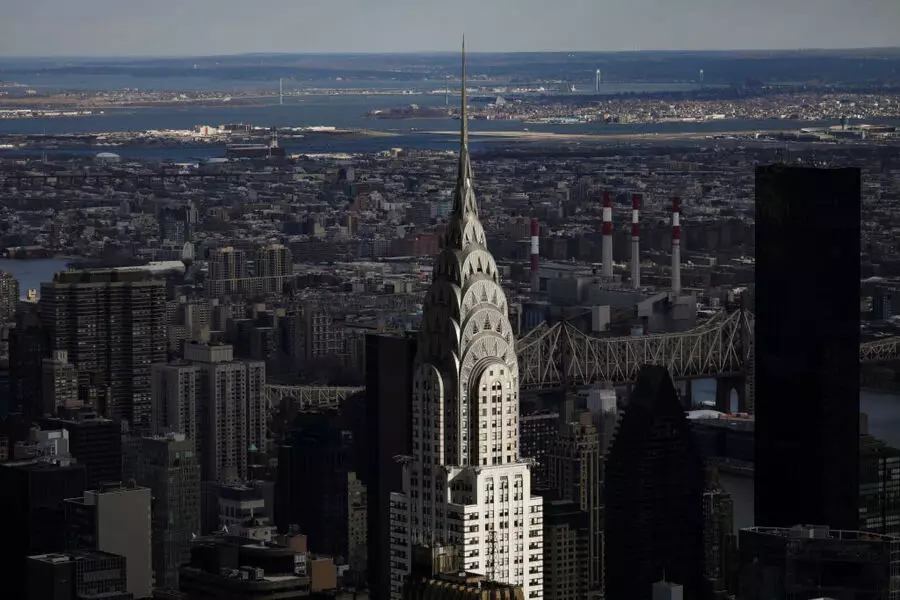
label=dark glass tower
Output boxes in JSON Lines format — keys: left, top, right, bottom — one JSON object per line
{"left": 754, "top": 165, "right": 861, "bottom": 531}
{"left": 362, "top": 333, "right": 416, "bottom": 600}
{"left": 604, "top": 365, "right": 705, "bottom": 600}
{"left": 275, "top": 409, "right": 350, "bottom": 558}
{"left": 0, "top": 458, "right": 87, "bottom": 599}
{"left": 40, "top": 412, "right": 122, "bottom": 490}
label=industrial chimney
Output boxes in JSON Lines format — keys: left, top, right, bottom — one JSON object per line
{"left": 631, "top": 194, "right": 641, "bottom": 289}
{"left": 602, "top": 190, "right": 613, "bottom": 278}
{"left": 672, "top": 196, "right": 682, "bottom": 297}
{"left": 530, "top": 217, "right": 540, "bottom": 293}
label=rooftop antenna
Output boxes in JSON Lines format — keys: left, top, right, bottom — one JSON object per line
{"left": 461, "top": 35, "right": 468, "bottom": 144}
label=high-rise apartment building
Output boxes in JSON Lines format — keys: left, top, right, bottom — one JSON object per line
{"left": 754, "top": 165, "right": 861, "bottom": 530}
{"left": 189, "top": 342, "right": 265, "bottom": 482}
{"left": 40, "top": 270, "right": 167, "bottom": 427}
{"left": 255, "top": 243, "right": 292, "bottom": 278}
{"left": 207, "top": 247, "right": 249, "bottom": 281}
{"left": 123, "top": 433, "right": 201, "bottom": 591}
{"left": 547, "top": 408, "right": 602, "bottom": 596}
{"left": 389, "top": 46, "right": 544, "bottom": 600}
{"left": 0, "top": 269, "right": 19, "bottom": 322}
{"left": 206, "top": 244, "right": 294, "bottom": 297}
{"left": 152, "top": 343, "right": 265, "bottom": 482}
{"left": 41, "top": 350, "right": 81, "bottom": 415}
{"left": 150, "top": 362, "right": 199, "bottom": 442}
{"left": 276, "top": 410, "right": 351, "bottom": 558}
{"left": 65, "top": 483, "right": 153, "bottom": 599}
{"left": 604, "top": 365, "right": 705, "bottom": 600}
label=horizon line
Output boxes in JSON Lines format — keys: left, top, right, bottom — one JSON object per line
{"left": 3, "top": 45, "right": 900, "bottom": 61}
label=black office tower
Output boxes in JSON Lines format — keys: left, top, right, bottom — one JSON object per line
{"left": 605, "top": 365, "right": 705, "bottom": 600}
{"left": 9, "top": 307, "right": 51, "bottom": 417}
{"left": 364, "top": 333, "right": 416, "bottom": 600}
{"left": 755, "top": 165, "right": 861, "bottom": 531}
{"left": 0, "top": 457, "right": 87, "bottom": 599}
{"left": 276, "top": 409, "right": 350, "bottom": 558}
{"left": 41, "top": 412, "right": 122, "bottom": 489}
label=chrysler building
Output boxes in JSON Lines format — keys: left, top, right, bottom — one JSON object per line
{"left": 389, "top": 40, "right": 544, "bottom": 599}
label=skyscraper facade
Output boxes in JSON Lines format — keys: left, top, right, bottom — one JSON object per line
{"left": 9, "top": 307, "right": 51, "bottom": 417}
{"left": 123, "top": 433, "right": 201, "bottom": 591}
{"left": 65, "top": 483, "right": 153, "bottom": 599}
{"left": 40, "top": 270, "right": 167, "bottom": 427}
{"left": 754, "top": 165, "right": 861, "bottom": 531}
{"left": 362, "top": 333, "right": 417, "bottom": 600}
{"left": 389, "top": 44, "right": 544, "bottom": 600}
{"left": 547, "top": 410, "right": 602, "bottom": 595}
{"left": 152, "top": 344, "right": 265, "bottom": 483}
{"left": 151, "top": 361, "right": 199, "bottom": 442}
{"left": 0, "top": 269, "right": 19, "bottom": 322}
{"left": 0, "top": 456, "right": 86, "bottom": 599}
{"left": 41, "top": 350, "right": 81, "bottom": 415}
{"left": 40, "top": 412, "right": 122, "bottom": 490}
{"left": 276, "top": 410, "right": 351, "bottom": 558}
{"left": 604, "top": 365, "right": 705, "bottom": 600}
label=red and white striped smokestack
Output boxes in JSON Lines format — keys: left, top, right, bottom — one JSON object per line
{"left": 530, "top": 217, "right": 540, "bottom": 293}
{"left": 672, "top": 196, "right": 682, "bottom": 297}
{"left": 601, "top": 190, "right": 613, "bottom": 278}
{"left": 631, "top": 194, "right": 641, "bottom": 289}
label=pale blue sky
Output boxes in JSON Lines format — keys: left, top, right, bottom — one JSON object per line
{"left": 2, "top": 0, "right": 899, "bottom": 57}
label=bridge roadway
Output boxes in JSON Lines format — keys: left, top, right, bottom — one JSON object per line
{"left": 265, "top": 309, "right": 900, "bottom": 412}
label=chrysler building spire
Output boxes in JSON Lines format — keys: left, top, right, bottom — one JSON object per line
{"left": 388, "top": 38, "right": 544, "bottom": 600}
{"left": 454, "top": 35, "right": 478, "bottom": 220}
{"left": 443, "top": 37, "right": 485, "bottom": 252}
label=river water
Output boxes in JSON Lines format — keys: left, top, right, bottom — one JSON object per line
{"left": 691, "top": 378, "right": 900, "bottom": 531}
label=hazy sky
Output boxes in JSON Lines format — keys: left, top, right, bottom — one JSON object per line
{"left": 2, "top": 0, "right": 899, "bottom": 57}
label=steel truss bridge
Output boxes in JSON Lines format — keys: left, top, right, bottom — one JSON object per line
{"left": 264, "top": 384, "right": 363, "bottom": 411}
{"left": 517, "top": 309, "right": 900, "bottom": 389}
{"left": 264, "top": 309, "right": 900, "bottom": 412}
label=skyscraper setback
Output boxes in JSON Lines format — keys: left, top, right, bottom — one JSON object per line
{"left": 754, "top": 165, "right": 861, "bottom": 531}
{"left": 389, "top": 42, "right": 544, "bottom": 600}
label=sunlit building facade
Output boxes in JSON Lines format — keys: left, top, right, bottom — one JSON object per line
{"left": 389, "top": 43, "right": 544, "bottom": 600}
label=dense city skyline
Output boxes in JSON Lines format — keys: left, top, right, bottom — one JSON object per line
{"left": 1, "top": 13, "right": 899, "bottom": 598}
{"left": 2, "top": 0, "right": 900, "bottom": 57}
